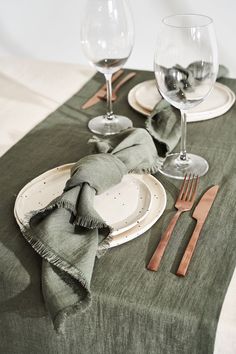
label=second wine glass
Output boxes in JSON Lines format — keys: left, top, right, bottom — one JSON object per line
{"left": 80, "top": 0, "right": 134, "bottom": 135}
{"left": 154, "top": 14, "right": 218, "bottom": 179}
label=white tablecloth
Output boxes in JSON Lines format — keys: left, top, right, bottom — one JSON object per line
{"left": 1, "top": 57, "right": 235, "bottom": 353}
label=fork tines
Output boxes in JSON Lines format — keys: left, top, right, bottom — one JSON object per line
{"left": 180, "top": 174, "right": 199, "bottom": 202}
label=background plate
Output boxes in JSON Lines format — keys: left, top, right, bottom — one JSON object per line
{"left": 128, "top": 81, "right": 235, "bottom": 122}
{"left": 135, "top": 79, "right": 162, "bottom": 111}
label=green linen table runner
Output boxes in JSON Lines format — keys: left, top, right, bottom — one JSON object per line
{"left": 0, "top": 69, "right": 236, "bottom": 354}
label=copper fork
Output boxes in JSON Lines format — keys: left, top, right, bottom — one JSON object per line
{"left": 147, "top": 174, "right": 199, "bottom": 272}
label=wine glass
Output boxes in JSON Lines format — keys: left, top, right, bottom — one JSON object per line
{"left": 80, "top": 0, "right": 134, "bottom": 135}
{"left": 154, "top": 14, "right": 218, "bottom": 179}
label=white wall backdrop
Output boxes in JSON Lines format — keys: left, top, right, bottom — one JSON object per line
{"left": 0, "top": 0, "right": 234, "bottom": 76}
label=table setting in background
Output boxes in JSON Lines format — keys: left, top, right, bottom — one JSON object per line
{"left": 0, "top": 1, "right": 236, "bottom": 354}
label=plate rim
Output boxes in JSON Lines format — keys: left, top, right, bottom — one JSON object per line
{"left": 128, "top": 82, "right": 150, "bottom": 116}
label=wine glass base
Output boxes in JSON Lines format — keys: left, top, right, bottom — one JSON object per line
{"left": 159, "top": 153, "right": 209, "bottom": 179}
{"left": 88, "top": 115, "right": 133, "bottom": 135}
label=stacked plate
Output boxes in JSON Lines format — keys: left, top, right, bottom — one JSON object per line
{"left": 14, "top": 164, "right": 167, "bottom": 248}
{"left": 128, "top": 80, "right": 235, "bottom": 122}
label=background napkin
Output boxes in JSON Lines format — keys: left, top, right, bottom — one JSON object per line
{"left": 146, "top": 64, "right": 228, "bottom": 156}
{"left": 20, "top": 127, "right": 159, "bottom": 333}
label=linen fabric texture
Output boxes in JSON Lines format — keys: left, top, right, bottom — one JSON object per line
{"left": 0, "top": 69, "right": 235, "bottom": 354}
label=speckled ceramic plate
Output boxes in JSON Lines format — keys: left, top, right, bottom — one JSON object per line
{"left": 14, "top": 164, "right": 166, "bottom": 247}
{"left": 94, "top": 174, "right": 151, "bottom": 235}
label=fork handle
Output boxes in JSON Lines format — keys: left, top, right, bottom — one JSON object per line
{"left": 176, "top": 221, "right": 203, "bottom": 277}
{"left": 147, "top": 210, "right": 182, "bottom": 271}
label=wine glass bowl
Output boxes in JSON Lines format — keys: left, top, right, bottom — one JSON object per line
{"left": 154, "top": 14, "right": 218, "bottom": 179}
{"left": 80, "top": 0, "right": 134, "bottom": 135}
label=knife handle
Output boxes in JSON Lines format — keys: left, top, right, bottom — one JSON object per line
{"left": 147, "top": 209, "right": 182, "bottom": 271}
{"left": 176, "top": 222, "right": 203, "bottom": 277}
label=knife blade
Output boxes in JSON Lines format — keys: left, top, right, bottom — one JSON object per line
{"left": 81, "top": 69, "right": 124, "bottom": 109}
{"left": 176, "top": 185, "right": 219, "bottom": 277}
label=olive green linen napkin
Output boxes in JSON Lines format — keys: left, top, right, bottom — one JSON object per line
{"left": 19, "top": 127, "right": 159, "bottom": 333}
{"left": 146, "top": 64, "right": 228, "bottom": 157}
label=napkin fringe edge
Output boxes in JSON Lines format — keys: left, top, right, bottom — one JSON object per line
{"left": 19, "top": 215, "right": 90, "bottom": 291}
{"left": 19, "top": 217, "right": 94, "bottom": 336}
{"left": 129, "top": 163, "right": 161, "bottom": 175}
{"left": 75, "top": 215, "right": 108, "bottom": 230}
{"left": 97, "top": 234, "right": 113, "bottom": 257}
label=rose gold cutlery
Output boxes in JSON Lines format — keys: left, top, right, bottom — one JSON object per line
{"left": 97, "top": 72, "right": 136, "bottom": 101}
{"left": 81, "top": 69, "right": 124, "bottom": 109}
{"left": 147, "top": 174, "right": 199, "bottom": 272}
{"left": 176, "top": 185, "right": 219, "bottom": 277}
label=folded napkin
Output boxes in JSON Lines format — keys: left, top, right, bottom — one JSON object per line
{"left": 146, "top": 64, "right": 228, "bottom": 156}
{"left": 20, "top": 128, "right": 160, "bottom": 333}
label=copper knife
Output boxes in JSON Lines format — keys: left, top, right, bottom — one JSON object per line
{"left": 81, "top": 69, "right": 124, "bottom": 109}
{"left": 176, "top": 185, "right": 219, "bottom": 277}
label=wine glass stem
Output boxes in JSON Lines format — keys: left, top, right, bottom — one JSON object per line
{"left": 105, "top": 73, "right": 114, "bottom": 120}
{"left": 179, "top": 109, "right": 187, "bottom": 161}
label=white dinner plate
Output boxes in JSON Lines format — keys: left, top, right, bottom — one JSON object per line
{"left": 128, "top": 80, "right": 235, "bottom": 122}
{"left": 14, "top": 164, "right": 167, "bottom": 248}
